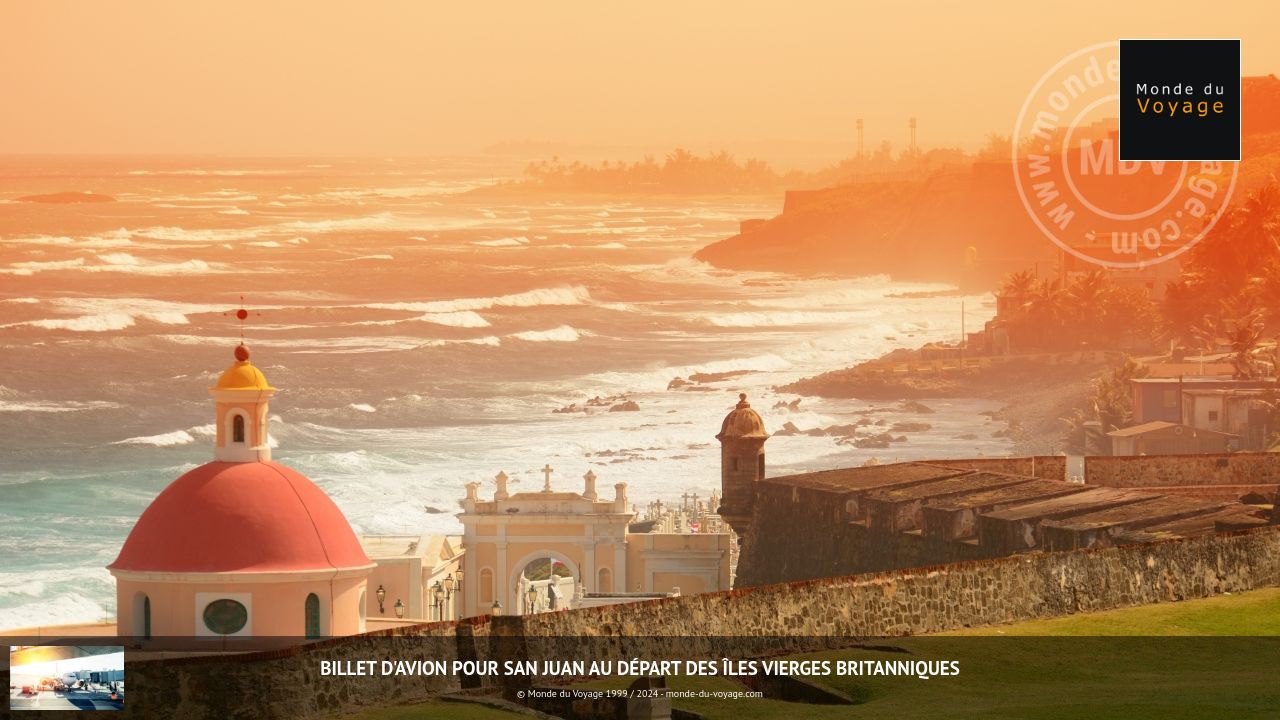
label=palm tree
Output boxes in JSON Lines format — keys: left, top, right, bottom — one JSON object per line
{"left": 999, "top": 269, "right": 1037, "bottom": 302}
{"left": 1196, "top": 295, "right": 1268, "bottom": 379}
{"left": 1025, "top": 278, "right": 1069, "bottom": 348}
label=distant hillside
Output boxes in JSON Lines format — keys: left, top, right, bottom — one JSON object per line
{"left": 695, "top": 75, "right": 1280, "bottom": 287}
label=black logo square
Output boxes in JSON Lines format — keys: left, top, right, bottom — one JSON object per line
{"left": 1119, "top": 39, "right": 1240, "bottom": 161}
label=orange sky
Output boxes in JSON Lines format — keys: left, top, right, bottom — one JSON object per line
{"left": 2, "top": 1, "right": 1276, "bottom": 163}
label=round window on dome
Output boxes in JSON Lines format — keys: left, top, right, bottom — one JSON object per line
{"left": 203, "top": 598, "right": 248, "bottom": 635}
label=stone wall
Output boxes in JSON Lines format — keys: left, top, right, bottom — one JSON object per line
{"left": 103, "top": 526, "right": 1280, "bottom": 719}
{"left": 1086, "top": 452, "right": 1280, "bottom": 500}
{"left": 736, "top": 478, "right": 989, "bottom": 586}
{"left": 927, "top": 456, "right": 1067, "bottom": 481}
{"left": 518, "top": 525, "right": 1280, "bottom": 640}
{"left": 120, "top": 620, "right": 491, "bottom": 719}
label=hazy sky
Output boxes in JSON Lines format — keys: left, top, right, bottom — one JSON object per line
{"left": 2, "top": 1, "right": 1276, "bottom": 162}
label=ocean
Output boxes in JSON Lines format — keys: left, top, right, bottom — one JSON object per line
{"left": 0, "top": 156, "right": 1007, "bottom": 629}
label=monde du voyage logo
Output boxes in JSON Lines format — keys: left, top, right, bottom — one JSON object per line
{"left": 1013, "top": 40, "right": 1241, "bottom": 269}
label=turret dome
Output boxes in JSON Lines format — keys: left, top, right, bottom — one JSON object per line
{"left": 717, "top": 393, "right": 768, "bottom": 439}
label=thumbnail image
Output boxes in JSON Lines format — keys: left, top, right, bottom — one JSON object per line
{"left": 8, "top": 645, "right": 124, "bottom": 712}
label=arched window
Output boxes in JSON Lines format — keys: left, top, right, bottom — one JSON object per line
{"left": 304, "top": 593, "right": 321, "bottom": 639}
{"left": 134, "top": 592, "right": 151, "bottom": 639}
{"left": 232, "top": 414, "right": 246, "bottom": 443}
{"left": 758, "top": 453, "right": 765, "bottom": 480}
{"left": 358, "top": 590, "right": 367, "bottom": 633}
{"left": 597, "top": 567, "right": 613, "bottom": 593}
{"left": 479, "top": 568, "right": 494, "bottom": 605}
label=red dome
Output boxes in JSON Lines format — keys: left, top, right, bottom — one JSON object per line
{"left": 110, "top": 462, "right": 372, "bottom": 574}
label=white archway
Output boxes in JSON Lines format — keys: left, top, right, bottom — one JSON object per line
{"left": 506, "top": 549, "right": 581, "bottom": 615}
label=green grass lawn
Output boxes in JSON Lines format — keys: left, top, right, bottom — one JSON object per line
{"left": 941, "top": 587, "right": 1280, "bottom": 636}
{"left": 351, "top": 589, "right": 1280, "bottom": 719}
{"left": 346, "top": 698, "right": 530, "bottom": 720}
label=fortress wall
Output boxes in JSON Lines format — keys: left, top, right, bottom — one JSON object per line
{"left": 736, "top": 479, "right": 989, "bottom": 585}
{"left": 518, "top": 525, "right": 1280, "bottom": 639}
{"left": 929, "top": 456, "right": 1067, "bottom": 480}
{"left": 112, "top": 527, "right": 1280, "bottom": 718}
{"left": 1086, "top": 452, "right": 1280, "bottom": 493}
{"left": 121, "top": 619, "right": 492, "bottom": 720}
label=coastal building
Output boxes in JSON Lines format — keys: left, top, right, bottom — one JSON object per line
{"left": 1130, "top": 377, "right": 1274, "bottom": 426}
{"left": 358, "top": 535, "right": 464, "bottom": 622}
{"left": 107, "top": 345, "right": 375, "bottom": 639}
{"left": 457, "top": 465, "right": 732, "bottom": 617}
{"left": 1106, "top": 420, "right": 1238, "bottom": 456}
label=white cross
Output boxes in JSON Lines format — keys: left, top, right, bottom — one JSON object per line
{"left": 542, "top": 464, "right": 554, "bottom": 492}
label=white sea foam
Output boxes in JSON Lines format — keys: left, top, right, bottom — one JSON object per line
{"left": 366, "top": 285, "right": 590, "bottom": 314}
{"left": 343, "top": 254, "right": 394, "bottom": 261}
{"left": 0, "top": 399, "right": 121, "bottom": 413}
{"left": 349, "top": 403, "right": 377, "bottom": 413}
{"left": 112, "top": 430, "right": 196, "bottom": 447}
{"left": 509, "top": 325, "right": 580, "bottom": 342}
{"left": 1, "top": 297, "right": 215, "bottom": 332}
{"left": 702, "top": 310, "right": 874, "bottom": 327}
{"left": 219, "top": 206, "right": 251, "bottom": 215}
{"left": 352, "top": 310, "right": 489, "bottom": 328}
{"left": 473, "top": 236, "right": 530, "bottom": 247}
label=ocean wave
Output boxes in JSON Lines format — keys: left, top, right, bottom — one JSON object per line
{"left": 0, "top": 399, "right": 121, "bottom": 413}
{"left": 473, "top": 236, "right": 530, "bottom": 247}
{"left": 2, "top": 229, "right": 134, "bottom": 249}
{"left": 342, "top": 254, "right": 394, "bottom": 261}
{"left": 135, "top": 225, "right": 266, "bottom": 243}
{"left": 509, "top": 325, "right": 580, "bottom": 342}
{"left": 577, "top": 352, "right": 794, "bottom": 392}
{"left": 702, "top": 310, "right": 874, "bottom": 327}
{"left": 2, "top": 296, "right": 201, "bottom": 332}
{"left": 0, "top": 253, "right": 220, "bottom": 277}
{"left": 112, "top": 430, "right": 195, "bottom": 447}
{"left": 218, "top": 206, "right": 251, "bottom": 215}
{"left": 366, "top": 285, "right": 590, "bottom": 314}
{"left": 349, "top": 403, "right": 377, "bottom": 413}
{"left": 355, "top": 311, "right": 490, "bottom": 329}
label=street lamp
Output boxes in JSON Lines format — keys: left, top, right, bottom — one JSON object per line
{"left": 393, "top": 598, "right": 405, "bottom": 619}
{"left": 491, "top": 600, "right": 502, "bottom": 616}
{"left": 376, "top": 585, "right": 387, "bottom": 614}
{"left": 433, "top": 581, "right": 445, "bottom": 621}
{"left": 454, "top": 569, "right": 464, "bottom": 592}
{"left": 442, "top": 574, "right": 455, "bottom": 620}
{"left": 525, "top": 586, "right": 538, "bottom": 615}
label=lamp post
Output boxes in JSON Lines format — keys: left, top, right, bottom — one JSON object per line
{"left": 442, "top": 573, "right": 455, "bottom": 620}
{"left": 432, "top": 580, "right": 445, "bottom": 621}
{"left": 491, "top": 601, "right": 502, "bottom": 617}
{"left": 376, "top": 585, "right": 386, "bottom": 614}
{"left": 525, "top": 585, "right": 538, "bottom": 615}
{"left": 393, "top": 598, "right": 405, "bottom": 619}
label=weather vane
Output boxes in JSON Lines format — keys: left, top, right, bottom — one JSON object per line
{"left": 223, "top": 296, "right": 261, "bottom": 345}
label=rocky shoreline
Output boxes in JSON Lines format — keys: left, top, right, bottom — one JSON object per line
{"left": 778, "top": 354, "right": 1112, "bottom": 456}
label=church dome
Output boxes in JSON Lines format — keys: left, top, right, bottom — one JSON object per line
{"left": 214, "top": 345, "right": 273, "bottom": 391}
{"left": 109, "top": 461, "right": 372, "bottom": 574}
{"left": 718, "top": 393, "right": 768, "bottom": 439}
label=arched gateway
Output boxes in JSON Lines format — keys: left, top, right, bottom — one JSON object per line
{"left": 458, "top": 467, "right": 632, "bottom": 616}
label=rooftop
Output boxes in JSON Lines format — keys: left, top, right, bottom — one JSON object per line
{"left": 764, "top": 463, "right": 965, "bottom": 493}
